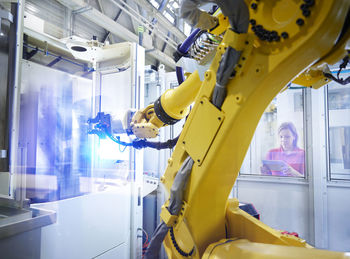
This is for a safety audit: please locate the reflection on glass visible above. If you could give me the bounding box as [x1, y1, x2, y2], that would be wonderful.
[18, 62, 133, 203]
[19, 64, 93, 202]
[261, 122, 305, 177]
[240, 88, 305, 177]
[328, 83, 350, 180]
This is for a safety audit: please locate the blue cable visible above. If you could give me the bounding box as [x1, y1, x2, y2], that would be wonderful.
[331, 69, 350, 74]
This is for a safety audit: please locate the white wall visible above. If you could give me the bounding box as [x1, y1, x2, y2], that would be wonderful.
[327, 185, 350, 251]
[236, 179, 311, 242]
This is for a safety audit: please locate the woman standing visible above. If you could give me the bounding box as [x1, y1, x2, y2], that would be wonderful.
[261, 122, 305, 177]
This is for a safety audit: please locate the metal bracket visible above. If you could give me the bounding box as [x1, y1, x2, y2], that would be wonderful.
[24, 47, 38, 60]
[160, 204, 178, 227]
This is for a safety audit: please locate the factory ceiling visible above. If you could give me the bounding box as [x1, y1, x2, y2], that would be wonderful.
[3, 0, 193, 71]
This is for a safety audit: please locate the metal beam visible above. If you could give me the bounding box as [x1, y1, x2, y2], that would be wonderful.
[23, 27, 76, 64]
[96, 0, 115, 43]
[149, 0, 169, 34]
[156, 31, 171, 68]
[83, 6, 139, 42]
[148, 48, 175, 69]
[102, 8, 123, 43]
[57, 0, 137, 42]
[130, 0, 185, 41]
[58, 0, 176, 69]
[109, 0, 177, 50]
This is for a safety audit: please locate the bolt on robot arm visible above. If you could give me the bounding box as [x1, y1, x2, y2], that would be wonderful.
[137, 0, 350, 258]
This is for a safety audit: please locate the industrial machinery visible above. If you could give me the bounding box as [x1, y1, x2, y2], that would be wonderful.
[92, 0, 350, 258]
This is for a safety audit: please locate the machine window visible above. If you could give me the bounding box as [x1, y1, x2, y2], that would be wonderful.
[327, 83, 350, 181]
[15, 62, 134, 203]
[240, 88, 306, 178]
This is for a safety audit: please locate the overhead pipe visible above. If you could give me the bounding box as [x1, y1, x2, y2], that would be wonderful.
[109, 0, 178, 49]
[125, 0, 186, 41]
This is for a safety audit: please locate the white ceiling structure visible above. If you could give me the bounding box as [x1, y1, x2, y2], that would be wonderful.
[17, 0, 192, 71]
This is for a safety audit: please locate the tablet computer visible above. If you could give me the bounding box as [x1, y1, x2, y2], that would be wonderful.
[262, 160, 289, 171]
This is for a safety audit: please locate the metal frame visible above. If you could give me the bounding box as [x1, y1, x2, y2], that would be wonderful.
[238, 88, 308, 183]
[124, 0, 185, 41]
[309, 86, 329, 249]
[305, 87, 315, 245]
[109, 0, 178, 50]
[236, 87, 329, 248]
[8, 0, 25, 205]
[130, 43, 144, 259]
[58, 0, 177, 69]
[302, 88, 309, 180]
[325, 82, 350, 183]
[324, 85, 331, 182]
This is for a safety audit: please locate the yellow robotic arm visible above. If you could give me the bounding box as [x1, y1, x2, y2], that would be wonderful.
[130, 70, 202, 139]
[140, 0, 350, 258]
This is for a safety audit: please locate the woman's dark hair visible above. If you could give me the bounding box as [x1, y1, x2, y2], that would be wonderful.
[278, 122, 298, 148]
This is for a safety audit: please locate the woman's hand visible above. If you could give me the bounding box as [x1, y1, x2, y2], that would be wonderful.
[282, 165, 303, 177]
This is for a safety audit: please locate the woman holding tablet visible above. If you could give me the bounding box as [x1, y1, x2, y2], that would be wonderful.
[261, 122, 305, 177]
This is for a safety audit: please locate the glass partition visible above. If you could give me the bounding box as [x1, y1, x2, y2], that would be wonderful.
[18, 61, 94, 202]
[16, 60, 135, 203]
[240, 88, 306, 178]
[94, 69, 134, 186]
[327, 82, 350, 181]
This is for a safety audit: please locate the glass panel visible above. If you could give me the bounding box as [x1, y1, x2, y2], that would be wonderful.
[143, 68, 162, 178]
[96, 70, 133, 185]
[18, 61, 94, 202]
[328, 82, 350, 180]
[17, 61, 134, 202]
[240, 88, 306, 178]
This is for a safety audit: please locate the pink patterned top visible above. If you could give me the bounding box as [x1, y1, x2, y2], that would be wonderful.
[265, 146, 305, 176]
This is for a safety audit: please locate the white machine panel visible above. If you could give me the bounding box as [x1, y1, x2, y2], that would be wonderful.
[327, 185, 350, 251]
[32, 188, 131, 259]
